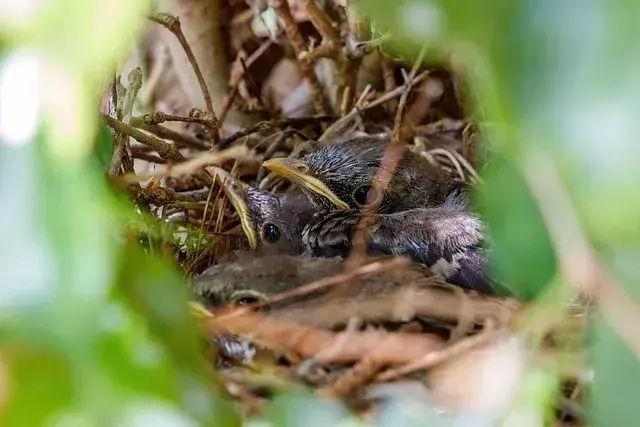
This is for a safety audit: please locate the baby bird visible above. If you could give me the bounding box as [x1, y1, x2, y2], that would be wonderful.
[263, 136, 493, 293]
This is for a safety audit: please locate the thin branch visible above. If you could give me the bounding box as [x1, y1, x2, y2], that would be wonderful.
[202, 310, 445, 365]
[109, 69, 142, 178]
[150, 13, 220, 142]
[120, 145, 256, 184]
[271, 286, 517, 329]
[129, 117, 210, 151]
[270, 0, 329, 114]
[217, 116, 336, 149]
[218, 39, 273, 126]
[138, 110, 215, 127]
[377, 326, 503, 381]
[319, 70, 429, 142]
[300, 0, 341, 44]
[345, 47, 427, 268]
[103, 113, 186, 163]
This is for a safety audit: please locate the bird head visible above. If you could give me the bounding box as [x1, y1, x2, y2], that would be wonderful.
[264, 136, 451, 212]
[213, 167, 316, 254]
[263, 137, 394, 210]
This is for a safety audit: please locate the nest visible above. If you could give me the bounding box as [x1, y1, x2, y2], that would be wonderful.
[102, 2, 587, 425]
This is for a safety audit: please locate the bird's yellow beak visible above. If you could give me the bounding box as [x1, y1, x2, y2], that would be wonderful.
[211, 167, 258, 250]
[262, 158, 350, 209]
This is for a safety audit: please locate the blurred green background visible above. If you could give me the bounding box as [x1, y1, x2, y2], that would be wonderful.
[1, 0, 639, 425]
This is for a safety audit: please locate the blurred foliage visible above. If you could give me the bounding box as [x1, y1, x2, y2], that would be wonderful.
[359, 0, 640, 425]
[479, 158, 557, 300]
[92, 118, 115, 171]
[0, 0, 239, 426]
[1, 0, 638, 425]
[261, 390, 351, 427]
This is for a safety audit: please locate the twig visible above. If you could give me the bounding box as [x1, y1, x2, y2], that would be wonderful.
[300, 0, 341, 45]
[380, 56, 397, 114]
[120, 145, 256, 184]
[109, 69, 142, 178]
[300, 0, 360, 114]
[103, 113, 186, 163]
[345, 46, 427, 268]
[130, 117, 210, 151]
[319, 70, 429, 142]
[202, 311, 444, 365]
[299, 42, 335, 63]
[320, 321, 421, 398]
[321, 357, 380, 398]
[377, 325, 503, 381]
[421, 148, 466, 181]
[273, 286, 517, 329]
[270, 0, 329, 114]
[130, 151, 166, 164]
[150, 13, 220, 142]
[217, 116, 335, 149]
[138, 110, 215, 128]
[219, 39, 273, 126]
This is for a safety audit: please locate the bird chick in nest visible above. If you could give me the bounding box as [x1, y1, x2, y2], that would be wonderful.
[263, 135, 494, 294]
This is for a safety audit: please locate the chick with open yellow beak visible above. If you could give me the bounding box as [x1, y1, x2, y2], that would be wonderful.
[262, 158, 350, 210]
[211, 166, 319, 255]
[212, 167, 259, 250]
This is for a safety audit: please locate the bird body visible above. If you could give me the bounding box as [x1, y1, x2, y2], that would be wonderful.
[263, 136, 494, 294]
[193, 253, 452, 327]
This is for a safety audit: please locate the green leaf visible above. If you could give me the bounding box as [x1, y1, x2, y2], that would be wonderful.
[91, 118, 114, 172]
[262, 390, 351, 427]
[590, 314, 640, 427]
[479, 157, 557, 299]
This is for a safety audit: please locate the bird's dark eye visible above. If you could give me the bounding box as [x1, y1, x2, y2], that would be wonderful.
[261, 222, 281, 243]
[230, 290, 265, 307]
[352, 185, 372, 207]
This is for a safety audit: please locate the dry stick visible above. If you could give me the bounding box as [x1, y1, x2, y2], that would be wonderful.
[270, 0, 329, 115]
[130, 117, 210, 151]
[299, 0, 358, 113]
[429, 148, 480, 181]
[109, 69, 143, 178]
[376, 326, 503, 381]
[103, 114, 186, 163]
[217, 116, 336, 149]
[522, 150, 640, 358]
[275, 286, 517, 329]
[300, 0, 341, 44]
[103, 114, 220, 188]
[130, 152, 167, 164]
[121, 145, 254, 184]
[299, 42, 335, 63]
[218, 39, 273, 126]
[139, 111, 215, 127]
[345, 47, 428, 269]
[149, 13, 220, 143]
[421, 148, 466, 181]
[380, 56, 397, 114]
[321, 320, 423, 398]
[203, 311, 444, 365]
[320, 357, 380, 399]
[319, 70, 429, 142]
